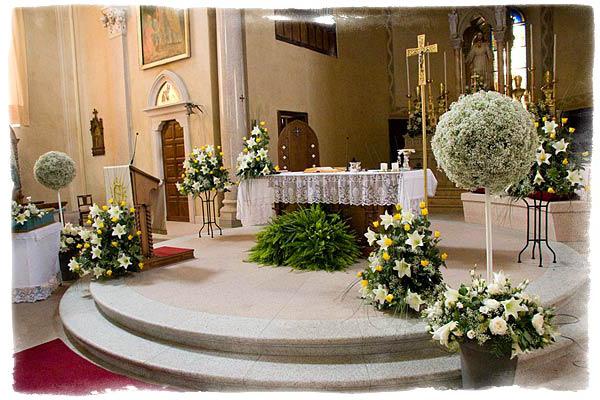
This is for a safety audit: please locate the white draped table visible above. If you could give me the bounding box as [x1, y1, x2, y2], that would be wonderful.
[236, 169, 437, 226]
[12, 222, 62, 303]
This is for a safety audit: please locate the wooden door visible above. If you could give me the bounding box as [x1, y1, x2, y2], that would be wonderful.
[277, 119, 319, 171]
[161, 120, 189, 222]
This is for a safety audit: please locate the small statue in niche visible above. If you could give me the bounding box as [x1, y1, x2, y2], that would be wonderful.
[512, 75, 526, 103]
[466, 32, 493, 90]
[90, 109, 106, 156]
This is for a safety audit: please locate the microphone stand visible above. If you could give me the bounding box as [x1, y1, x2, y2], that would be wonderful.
[129, 132, 139, 165]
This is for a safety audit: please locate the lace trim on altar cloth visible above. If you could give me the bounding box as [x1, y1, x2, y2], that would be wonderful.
[12, 273, 62, 303]
[269, 173, 405, 206]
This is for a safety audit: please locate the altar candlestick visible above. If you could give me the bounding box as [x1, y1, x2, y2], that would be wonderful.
[427, 43, 431, 80]
[529, 24, 534, 67]
[443, 51, 447, 89]
[529, 24, 535, 102]
[406, 55, 411, 96]
[553, 34, 557, 80]
[459, 48, 464, 91]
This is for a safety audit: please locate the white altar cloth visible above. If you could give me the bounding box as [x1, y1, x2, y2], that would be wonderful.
[12, 222, 62, 303]
[269, 169, 437, 211]
[236, 178, 275, 226]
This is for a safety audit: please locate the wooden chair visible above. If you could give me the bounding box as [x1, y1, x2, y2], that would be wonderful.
[77, 194, 93, 225]
[277, 119, 320, 171]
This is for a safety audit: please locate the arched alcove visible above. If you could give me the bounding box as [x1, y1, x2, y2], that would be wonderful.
[146, 70, 191, 109]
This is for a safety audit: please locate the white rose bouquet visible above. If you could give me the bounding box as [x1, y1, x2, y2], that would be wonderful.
[236, 122, 277, 180]
[177, 145, 231, 196]
[358, 202, 447, 313]
[425, 270, 557, 358]
[12, 199, 48, 225]
[69, 199, 143, 280]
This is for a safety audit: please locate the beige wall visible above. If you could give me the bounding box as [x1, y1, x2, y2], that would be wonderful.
[244, 8, 390, 169]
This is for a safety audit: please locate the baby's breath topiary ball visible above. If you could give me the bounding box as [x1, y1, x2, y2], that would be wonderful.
[34, 151, 76, 190]
[432, 91, 537, 194]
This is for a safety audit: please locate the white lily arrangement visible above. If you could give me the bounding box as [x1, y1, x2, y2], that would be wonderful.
[509, 116, 589, 199]
[12, 199, 48, 225]
[60, 222, 85, 253]
[425, 270, 558, 359]
[236, 122, 277, 179]
[358, 202, 447, 313]
[69, 199, 143, 280]
[176, 144, 232, 196]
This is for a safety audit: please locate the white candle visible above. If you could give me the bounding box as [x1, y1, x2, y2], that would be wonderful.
[459, 48, 463, 90]
[406, 55, 411, 96]
[380, 162, 388, 171]
[443, 51, 447, 89]
[427, 44, 431, 80]
[553, 33, 557, 80]
[391, 162, 399, 171]
[529, 24, 534, 68]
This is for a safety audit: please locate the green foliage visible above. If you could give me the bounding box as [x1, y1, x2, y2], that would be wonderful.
[248, 205, 360, 272]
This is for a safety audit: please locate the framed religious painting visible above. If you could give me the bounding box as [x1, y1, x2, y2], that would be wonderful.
[137, 6, 190, 70]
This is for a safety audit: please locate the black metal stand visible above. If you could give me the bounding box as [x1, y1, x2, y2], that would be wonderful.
[517, 192, 557, 267]
[198, 191, 222, 238]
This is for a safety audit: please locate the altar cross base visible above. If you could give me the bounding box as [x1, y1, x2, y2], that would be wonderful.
[407, 34, 437, 208]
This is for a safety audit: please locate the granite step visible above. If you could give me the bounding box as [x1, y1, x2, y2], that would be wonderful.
[61, 278, 585, 391]
[61, 280, 462, 391]
[89, 278, 441, 358]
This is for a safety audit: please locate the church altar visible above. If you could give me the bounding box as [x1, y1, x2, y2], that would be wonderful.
[236, 169, 437, 227]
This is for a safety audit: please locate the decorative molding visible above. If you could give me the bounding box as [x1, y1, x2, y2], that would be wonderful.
[100, 7, 127, 38]
[384, 8, 398, 114]
[146, 69, 191, 110]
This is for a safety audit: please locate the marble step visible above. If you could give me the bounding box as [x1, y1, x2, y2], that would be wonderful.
[61, 281, 462, 391]
[89, 279, 441, 358]
[61, 279, 585, 391]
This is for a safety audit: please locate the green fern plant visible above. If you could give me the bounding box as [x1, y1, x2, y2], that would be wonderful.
[248, 205, 360, 271]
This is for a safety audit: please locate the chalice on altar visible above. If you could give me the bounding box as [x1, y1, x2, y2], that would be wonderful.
[397, 148, 416, 170]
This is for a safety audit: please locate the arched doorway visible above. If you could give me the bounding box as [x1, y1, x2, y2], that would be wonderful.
[161, 120, 189, 222]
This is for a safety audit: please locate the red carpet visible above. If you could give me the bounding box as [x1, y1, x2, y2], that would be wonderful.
[153, 246, 193, 258]
[13, 339, 165, 394]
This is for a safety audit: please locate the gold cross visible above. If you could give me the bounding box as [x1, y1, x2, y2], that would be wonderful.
[406, 34, 438, 86]
[406, 34, 437, 208]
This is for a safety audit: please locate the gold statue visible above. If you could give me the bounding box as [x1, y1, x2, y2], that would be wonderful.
[512, 75, 526, 103]
[541, 71, 556, 116]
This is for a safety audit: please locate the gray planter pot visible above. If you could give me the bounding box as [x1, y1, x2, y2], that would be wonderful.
[460, 340, 518, 389]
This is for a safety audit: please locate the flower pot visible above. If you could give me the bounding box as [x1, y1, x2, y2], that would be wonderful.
[59, 251, 79, 282]
[12, 212, 55, 233]
[528, 191, 578, 202]
[459, 341, 517, 389]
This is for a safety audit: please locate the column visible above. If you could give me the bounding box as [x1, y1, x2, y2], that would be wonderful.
[100, 6, 134, 161]
[450, 38, 463, 97]
[216, 9, 248, 228]
[495, 31, 506, 94]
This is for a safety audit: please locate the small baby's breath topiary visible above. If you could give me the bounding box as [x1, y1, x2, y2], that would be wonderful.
[34, 151, 76, 190]
[432, 91, 537, 194]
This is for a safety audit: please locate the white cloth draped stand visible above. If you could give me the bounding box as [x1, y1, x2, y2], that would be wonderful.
[12, 222, 62, 303]
[236, 170, 438, 226]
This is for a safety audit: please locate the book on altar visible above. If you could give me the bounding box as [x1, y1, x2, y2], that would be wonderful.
[303, 166, 345, 173]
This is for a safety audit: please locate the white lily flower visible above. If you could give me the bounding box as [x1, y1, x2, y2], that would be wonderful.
[552, 138, 568, 154]
[93, 266, 105, 279]
[533, 170, 545, 186]
[89, 204, 102, 218]
[536, 148, 551, 166]
[432, 321, 457, 346]
[68, 258, 81, 272]
[393, 258, 411, 278]
[117, 254, 131, 269]
[405, 230, 424, 250]
[112, 223, 127, 239]
[108, 205, 122, 219]
[251, 126, 262, 136]
[91, 246, 102, 259]
[364, 228, 378, 246]
[379, 210, 394, 230]
[532, 313, 545, 335]
[372, 284, 388, 304]
[501, 297, 528, 320]
[405, 289, 424, 311]
[400, 210, 414, 224]
[566, 169, 584, 186]
[542, 120, 558, 134]
[444, 287, 460, 308]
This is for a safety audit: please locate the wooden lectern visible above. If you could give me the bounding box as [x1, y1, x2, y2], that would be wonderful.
[104, 165, 193, 268]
